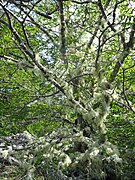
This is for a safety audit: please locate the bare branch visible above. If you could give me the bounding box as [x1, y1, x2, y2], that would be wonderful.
[27, 15, 59, 48]
[109, 17, 135, 83]
[72, 0, 95, 4]
[121, 68, 135, 113]
[34, 9, 52, 19]
[127, 17, 135, 49]
[98, 0, 116, 32]
[0, 3, 34, 59]
[58, 0, 68, 66]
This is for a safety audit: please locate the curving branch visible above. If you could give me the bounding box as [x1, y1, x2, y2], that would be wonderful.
[0, 3, 34, 58]
[82, 0, 111, 63]
[121, 68, 135, 113]
[109, 18, 135, 83]
[98, 0, 116, 32]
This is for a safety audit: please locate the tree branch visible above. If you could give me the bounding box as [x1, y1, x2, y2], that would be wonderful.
[109, 17, 135, 83]
[58, 0, 68, 66]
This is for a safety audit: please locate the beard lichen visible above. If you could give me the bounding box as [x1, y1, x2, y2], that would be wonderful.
[0, 128, 122, 179]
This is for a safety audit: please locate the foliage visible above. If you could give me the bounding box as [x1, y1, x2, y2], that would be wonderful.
[0, 0, 135, 179]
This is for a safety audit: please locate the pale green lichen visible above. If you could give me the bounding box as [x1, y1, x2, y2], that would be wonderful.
[0, 128, 122, 179]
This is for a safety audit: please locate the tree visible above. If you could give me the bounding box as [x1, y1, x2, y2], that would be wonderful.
[0, 0, 135, 179]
